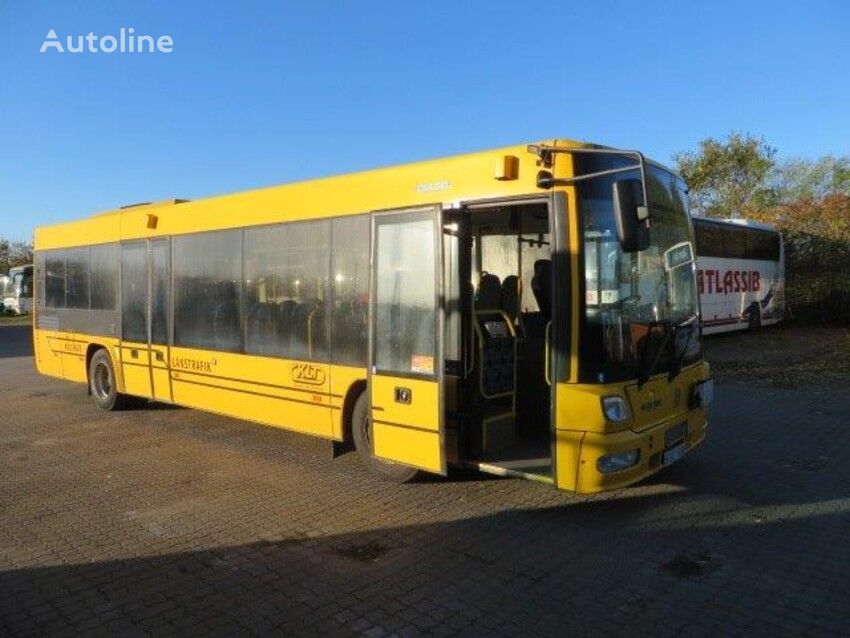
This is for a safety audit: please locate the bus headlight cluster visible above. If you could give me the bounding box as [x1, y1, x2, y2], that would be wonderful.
[601, 395, 631, 423]
[597, 449, 640, 474]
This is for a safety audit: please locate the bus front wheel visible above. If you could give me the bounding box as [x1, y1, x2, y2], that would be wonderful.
[88, 349, 128, 411]
[351, 393, 418, 483]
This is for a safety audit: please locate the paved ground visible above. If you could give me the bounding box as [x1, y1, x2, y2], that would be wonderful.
[1, 325, 849, 637]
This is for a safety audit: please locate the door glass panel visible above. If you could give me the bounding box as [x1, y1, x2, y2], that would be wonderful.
[443, 231, 460, 363]
[151, 239, 168, 345]
[374, 214, 436, 375]
[121, 242, 148, 342]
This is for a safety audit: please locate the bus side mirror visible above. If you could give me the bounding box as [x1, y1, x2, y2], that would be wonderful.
[613, 179, 650, 253]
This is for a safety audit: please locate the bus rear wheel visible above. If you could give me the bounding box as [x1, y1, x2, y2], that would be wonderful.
[88, 349, 127, 411]
[351, 392, 418, 483]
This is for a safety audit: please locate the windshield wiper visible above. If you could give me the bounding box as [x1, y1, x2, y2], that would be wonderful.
[668, 314, 699, 381]
[637, 320, 673, 388]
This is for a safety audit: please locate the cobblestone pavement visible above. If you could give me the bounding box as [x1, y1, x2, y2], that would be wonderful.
[1, 326, 849, 636]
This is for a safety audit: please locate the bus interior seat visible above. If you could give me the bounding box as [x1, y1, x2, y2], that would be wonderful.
[475, 272, 502, 310]
[531, 259, 552, 320]
[472, 272, 515, 400]
[500, 275, 520, 330]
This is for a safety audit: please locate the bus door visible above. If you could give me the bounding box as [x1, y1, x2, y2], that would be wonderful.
[368, 205, 447, 474]
[149, 238, 172, 402]
[119, 239, 172, 402]
[119, 241, 153, 399]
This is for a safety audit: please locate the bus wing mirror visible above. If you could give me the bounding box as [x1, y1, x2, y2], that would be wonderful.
[613, 179, 650, 253]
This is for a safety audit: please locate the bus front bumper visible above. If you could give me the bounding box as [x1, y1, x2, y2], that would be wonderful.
[558, 409, 708, 494]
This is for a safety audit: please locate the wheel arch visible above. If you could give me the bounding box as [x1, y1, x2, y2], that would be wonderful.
[85, 343, 124, 394]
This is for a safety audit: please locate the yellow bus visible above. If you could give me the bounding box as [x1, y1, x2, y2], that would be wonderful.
[32, 139, 713, 493]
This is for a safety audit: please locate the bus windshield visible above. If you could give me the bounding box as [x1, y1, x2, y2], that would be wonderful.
[577, 156, 701, 384]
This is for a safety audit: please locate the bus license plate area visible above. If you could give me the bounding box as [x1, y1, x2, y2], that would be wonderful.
[662, 442, 686, 466]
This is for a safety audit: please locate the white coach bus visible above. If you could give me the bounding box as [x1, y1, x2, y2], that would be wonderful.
[2, 264, 33, 315]
[693, 218, 785, 334]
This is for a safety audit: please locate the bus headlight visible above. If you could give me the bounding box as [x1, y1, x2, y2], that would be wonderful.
[597, 449, 640, 474]
[601, 395, 631, 423]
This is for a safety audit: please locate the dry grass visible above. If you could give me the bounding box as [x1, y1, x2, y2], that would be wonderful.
[703, 324, 850, 391]
[0, 314, 31, 325]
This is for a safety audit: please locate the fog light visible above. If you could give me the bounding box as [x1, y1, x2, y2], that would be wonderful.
[601, 395, 631, 422]
[597, 449, 640, 474]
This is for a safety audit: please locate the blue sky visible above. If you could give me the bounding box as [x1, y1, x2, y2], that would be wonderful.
[1, 0, 848, 241]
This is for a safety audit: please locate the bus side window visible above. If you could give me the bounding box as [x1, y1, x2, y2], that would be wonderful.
[331, 216, 369, 366]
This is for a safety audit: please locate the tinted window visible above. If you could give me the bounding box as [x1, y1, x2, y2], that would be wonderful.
[694, 220, 724, 258]
[151, 239, 168, 344]
[90, 243, 118, 310]
[65, 247, 90, 309]
[121, 242, 148, 342]
[45, 251, 66, 308]
[330, 216, 369, 365]
[746, 229, 780, 261]
[721, 227, 747, 259]
[244, 221, 330, 360]
[174, 230, 243, 352]
[19, 267, 33, 299]
[374, 214, 437, 375]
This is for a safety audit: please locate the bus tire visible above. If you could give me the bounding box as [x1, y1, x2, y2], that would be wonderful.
[351, 392, 418, 483]
[88, 349, 127, 411]
[747, 303, 762, 330]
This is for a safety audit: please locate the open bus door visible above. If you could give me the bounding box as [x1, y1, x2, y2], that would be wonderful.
[368, 205, 446, 475]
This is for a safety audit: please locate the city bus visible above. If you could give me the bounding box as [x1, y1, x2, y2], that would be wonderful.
[2, 264, 33, 315]
[693, 217, 785, 334]
[32, 139, 712, 494]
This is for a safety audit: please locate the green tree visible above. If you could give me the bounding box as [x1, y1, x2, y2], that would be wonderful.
[0, 237, 33, 274]
[771, 155, 850, 203]
[674, 132, 776, 217]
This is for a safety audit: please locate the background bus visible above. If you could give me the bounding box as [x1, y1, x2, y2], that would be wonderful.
[2, 264, 33, 315]
[693, 218, 784, 334]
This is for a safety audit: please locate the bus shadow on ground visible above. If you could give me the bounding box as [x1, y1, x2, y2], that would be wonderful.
[0, 489, 847, 636]
[0, 325, 33, 358]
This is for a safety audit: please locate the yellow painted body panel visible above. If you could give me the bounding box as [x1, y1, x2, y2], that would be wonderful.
[34, 140, 586, 251]
[150, 344, 172, 402]
[554, 361, 711, 493]
[33, 329, 64, 378]
[119, 342, 152, 398]
[371, 375, 439, 431]
[168, 346, 334, 438]
[34, 332, 124, 389]
[370, 374, 442, 473]
[372, 422, 442, 474]
[31, 328, 372, 441]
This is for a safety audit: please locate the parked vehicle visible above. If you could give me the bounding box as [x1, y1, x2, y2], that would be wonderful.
[2, 265, 33, 315]
[693, 218, 784, 334]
